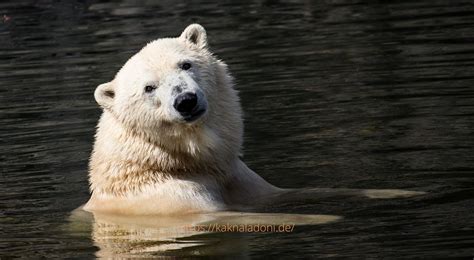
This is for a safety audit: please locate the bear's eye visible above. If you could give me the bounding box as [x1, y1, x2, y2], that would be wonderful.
[180, 62, 192, 70]
[144, 85, 156, 93]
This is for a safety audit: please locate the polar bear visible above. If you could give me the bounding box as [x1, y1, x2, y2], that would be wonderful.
[84, 24, 280, 215]
[83, 24, 424, 216]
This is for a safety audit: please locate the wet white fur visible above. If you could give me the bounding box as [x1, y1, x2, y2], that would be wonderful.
[84, 24, 279, 215]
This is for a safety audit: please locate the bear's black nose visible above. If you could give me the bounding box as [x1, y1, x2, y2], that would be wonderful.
[174, 92, 198, 114]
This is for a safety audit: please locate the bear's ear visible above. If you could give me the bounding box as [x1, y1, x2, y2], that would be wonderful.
[94, 82, 115, 110]
[179, 23, 208, 49]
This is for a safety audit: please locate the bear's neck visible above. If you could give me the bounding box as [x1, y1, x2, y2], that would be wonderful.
[89, 112, 234, 196]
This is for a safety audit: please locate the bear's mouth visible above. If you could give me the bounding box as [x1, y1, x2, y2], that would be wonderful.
[182, 108, 206, 122]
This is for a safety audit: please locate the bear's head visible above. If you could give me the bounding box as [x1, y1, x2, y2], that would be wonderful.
[94, 24, 243, 159]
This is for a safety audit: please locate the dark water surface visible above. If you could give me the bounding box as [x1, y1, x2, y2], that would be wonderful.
[1, 0, 474, 258]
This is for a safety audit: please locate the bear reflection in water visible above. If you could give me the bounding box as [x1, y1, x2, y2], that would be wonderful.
[73, 24, 424, 256]
[71, 208, 340, 257]
[72, 186, 423, 257]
